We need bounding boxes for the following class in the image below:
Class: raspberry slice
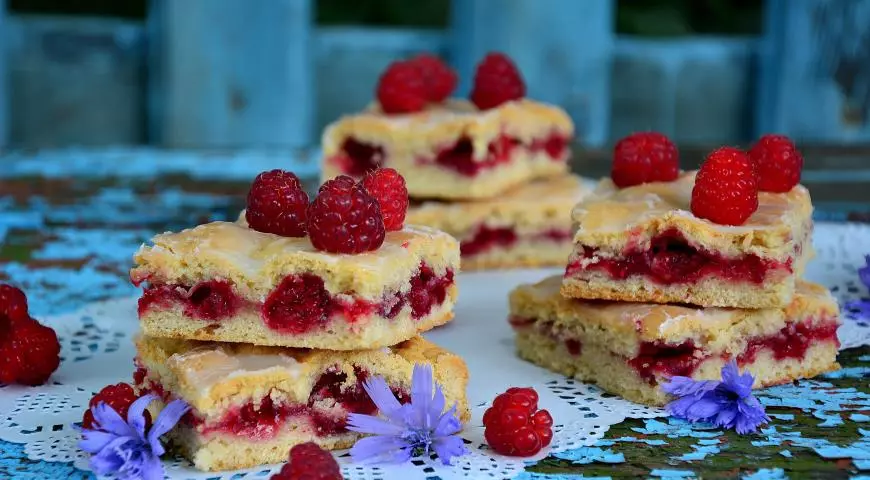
[483,387,552,457]
[272,442,342,480]
[6,319,61,386]
[470,52,526,110]
[411,54,458,103]
[376,60,427,114]
[748,134,803,192]
[691,147,759,226]
[611,132,680,188]
[246,170,310,237]
[361,168,408,231]
[308,182,385,254]
[82,383,151,430]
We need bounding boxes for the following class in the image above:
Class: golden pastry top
[131,222,460,301]
[406,175,588,235]
[322,98,574,162]
[571,172,813,259]
[510,275,839,357]
[135,335,470,421]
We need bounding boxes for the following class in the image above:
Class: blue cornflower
[347,363,468,465]
[662,360,769,434]
[78,394,190,480]
[845,255,870,318]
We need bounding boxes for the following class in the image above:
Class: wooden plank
[5,15,145,147]
[0,2,6,148]
[449,0,614,147]
[148,0,313,149]
[756,0,870,141]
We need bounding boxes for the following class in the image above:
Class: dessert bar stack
[128,180,469,471]
[322,53,587,270]
[509,136,841,405]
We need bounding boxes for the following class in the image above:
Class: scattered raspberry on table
[0,284,61,386]
[271,442,342,480]
[81,383,151,431]
[483,387,553,457]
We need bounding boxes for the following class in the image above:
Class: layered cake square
[406,175,587,270]
[322,99,573,200]
[133,335,470,471]
[511,276,840,405]
[131,221,459,350]
[561,171,813,308]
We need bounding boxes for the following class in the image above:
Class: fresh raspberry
[470,52,526,110]
[361,168,408,231]
[412,54,458,103]
[376,60,427,114]
[483,387,553,457]
[82,383,151,431]
[8,320,61,386]
[0,337,21,384]
[246,169,310,238]
[263,274,332,334]
[611,132,680,188]
[748,134,803,192]
[0,284,29,326]
[691,147,759,226]
[307,182,385,254]
[318,175,356,195]
[271,442,342,480]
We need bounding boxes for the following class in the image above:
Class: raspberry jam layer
[137,263,454,334]
[179,366,410,440]
[331,133,568,178]
[461,225,573,257]
[567,229,789,285]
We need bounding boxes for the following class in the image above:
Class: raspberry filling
[461,225,573,257]
[137,263,454,333]
[567,229,790,285]
[145,366,411,440]
[331,133,568,178]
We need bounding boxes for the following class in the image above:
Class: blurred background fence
[1,0,870,154]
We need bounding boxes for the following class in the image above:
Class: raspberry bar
[562,171,813,308]
[131,221,459,350]
[322,99,573,200]
[133,335,470,471]
[406,175,588,270]
[511,276,840,405]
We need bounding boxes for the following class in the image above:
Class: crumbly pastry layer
[511,276,840,405]
[135,335,470,471]
[406,175,586,270]
[131,222,459,301]
[139,291,456,350]
[562,171,813,308]
[322,99,574,200]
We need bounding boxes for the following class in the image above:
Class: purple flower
[662,361,769,434]
[845,255,870,319]
[347,363,468,465]
[78,394,190,480]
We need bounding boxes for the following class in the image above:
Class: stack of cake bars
[321,99,588,270]
[508,172,841,405]
[128,221,470,471]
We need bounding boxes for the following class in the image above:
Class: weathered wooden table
[2,148,870,479]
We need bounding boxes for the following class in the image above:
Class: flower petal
[411,364,435,429]
[346,412,407,436]
[92,402,138,438]
[433,404,463,438]
[362,375,403,419]
[127,394,157,439]
[720,361,753,398]
[350,435,413,464]
[662,376,719,397]
[146,399,190,453]
[712,404,739,430]
[432,435,468,465]
[427,383,447,429]
[78,428,122,454]
[89,436,136,475]
[684,396,725,420]
[138,451,166,480]
[859,256,870,290]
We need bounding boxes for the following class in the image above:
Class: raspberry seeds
[691,146,759,226]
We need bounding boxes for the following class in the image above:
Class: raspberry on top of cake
[322,53,574,200]
[406,175,588,270]
[511,276,840,406]
[133,335,469,471]
[562,134,813,309]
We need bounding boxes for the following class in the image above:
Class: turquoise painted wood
[450,0,614,147]
[757,0,870,142]
[0,0,6,148]
[147,0,313,148]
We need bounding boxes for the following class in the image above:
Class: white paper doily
[1,221,869,479]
